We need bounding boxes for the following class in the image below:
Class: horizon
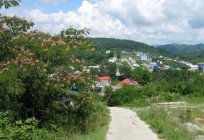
[1,0,204,45]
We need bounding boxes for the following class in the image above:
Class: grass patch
[57,126,108,140]
[138,107,195,140]
[123,99,151,108]
[186,97,204,106]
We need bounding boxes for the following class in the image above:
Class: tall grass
[57,126,108,140]
[138,107,193,140]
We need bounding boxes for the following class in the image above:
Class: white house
[108,57,117,63]
[95,76,112,94]
[188,64,198,72]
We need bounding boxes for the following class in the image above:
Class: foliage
[0,0,20,9]
[91,38,177,58]
[106,85,140,106]
[51,94,109,133]
[131,67,152,85]
[0,112,54,140]
[119,65,132,77]
[138,107,193,140]
[0,1,110,139]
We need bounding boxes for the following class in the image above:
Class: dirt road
[106,107,160,140]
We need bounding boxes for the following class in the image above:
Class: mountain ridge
[91,37,176,58]
[156,43,204,52]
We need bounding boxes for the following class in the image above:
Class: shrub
[0,112,55,140]
[55,93,110,133]
[106,85,140,106]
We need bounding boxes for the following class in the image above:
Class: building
[108,57,117,63]
[131,60,140,67]
[95,76,112,94]
[188,64,198,72]
[140,54,148,61]
[148,62,159,70]
[83,65,100,73]
[106,50,111,54]
[113,78,140,90]
[162,65,170,70]
[198,63,204,73]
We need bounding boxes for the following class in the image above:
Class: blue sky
[1,0,204,45]
[17,0,84,12]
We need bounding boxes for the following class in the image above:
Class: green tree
[132,67,152,85]
[119,65,132,77]
[0,0,20,9]
[107,63,116,78]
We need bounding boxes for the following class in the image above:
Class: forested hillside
[91,38,177,58]
[157,43,204,52]
[157,44,204,63]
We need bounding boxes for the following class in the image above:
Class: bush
[0,62,64,123]
[106,85,140,106]
[0,112,55,140]
[48,93,109,133]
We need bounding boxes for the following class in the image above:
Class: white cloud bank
[2,0,204,44]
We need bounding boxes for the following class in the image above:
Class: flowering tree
[0,0,99,128]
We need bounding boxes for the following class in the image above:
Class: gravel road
[106,107,160,140]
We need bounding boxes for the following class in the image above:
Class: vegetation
[131,67,152,85]
[138,107,193,140]
[0,1,109,139]
[105,85,140,106]
[157,44,204,63]
[157,43,204,53]
[91,38,177,58]
[138,97,204,140]
[104,68,204,108]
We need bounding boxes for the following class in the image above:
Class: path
[106,107,160,140]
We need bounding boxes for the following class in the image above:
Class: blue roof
[198,63,204,67]
[150,62,158,66]
[131,60,136,63]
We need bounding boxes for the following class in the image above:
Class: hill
[157,43,204,52]
[91,38,176,57]
[155,43,204,63]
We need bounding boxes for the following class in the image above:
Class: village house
[198,63,204,73]
[188,64,199,72]
[147,62,159,71]
[95,76,112,93]
[140,53,148,61]
[112,78,140,90]
[131,60,140,67]
[108,57,117,63]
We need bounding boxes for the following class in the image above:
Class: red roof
[98,76,112,81]
[116,78,138,87]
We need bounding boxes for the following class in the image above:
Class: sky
[1,0,204,45]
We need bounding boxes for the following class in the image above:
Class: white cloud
[1,0,204,44]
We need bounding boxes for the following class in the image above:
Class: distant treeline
[91,38,177,57]
[92,38,204,63]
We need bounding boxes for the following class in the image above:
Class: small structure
[108,57,117,63]
[95,76,112,94]
[116,68,120,76]
[83,65,100,73]
[140,53,148,61]
[188,64,198,72]
[131,60,140,67]
[162,65,170,70]
[148,62,159,71]
[106,50,111,54]
[198,63,204,73]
